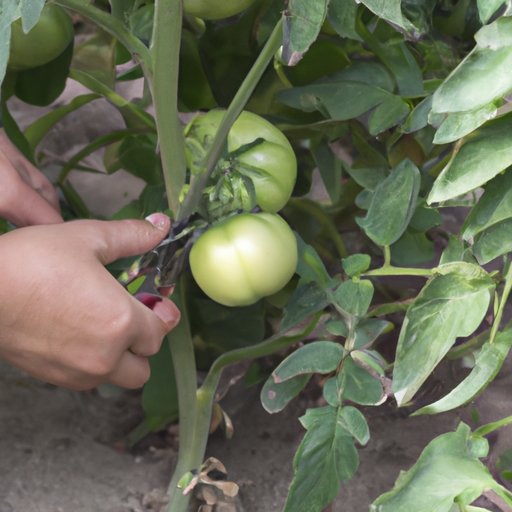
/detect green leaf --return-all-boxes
[312,139,342,204]
[338,406,370,445]
[391,231,435,266]
[433,103,497,145]
[462,171,512,239]
[392,263,494,406]
[357,160,421,246]
[281,282,329,332]
[428,114,512,204]
[272,341,345,383]
[342,254,372,277]
[337,356,384,405]
[475,16,512,49]
[432,44,512,114]
[402,96,433,134]
[295,237,332,287]
[477,1,511,25]
[282,0,328,65]
[358,0,416,34]
[332,279,374,317]
[283,406,359,512]
[327,0,361,41]
[260,374,311,414]
[353,318,393,349]
[413,330,512,415]
[371,423,498,512]
[368,95,410,135]
[473,218,512,264]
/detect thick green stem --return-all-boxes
[52,0,152,76]
[489,262,512,344]
[151,0,187,215]
[177,17,284,222]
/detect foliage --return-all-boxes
[3,0,512,511]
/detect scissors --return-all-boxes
[119,218,204,308]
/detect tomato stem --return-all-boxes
[488,261,512,344]
[177,17,284,222]
[363,266,434,277]
[151,0,187,215]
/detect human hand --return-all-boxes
[0,129,62,226]
[0,213,180,390]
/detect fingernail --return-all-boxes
[153,300,181,329]
[145,212,169,230]
[135,292,163,309]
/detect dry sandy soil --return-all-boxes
[2,81,512,512]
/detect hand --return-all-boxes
[0,213,180,390]
[0,129,63,226]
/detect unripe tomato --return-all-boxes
[186,110,297,213]
[184,0,256,20]
[189,213,298,307]
[8,4,74,71]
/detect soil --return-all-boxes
[2,81,512,512]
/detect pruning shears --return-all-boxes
[120,219,203,306]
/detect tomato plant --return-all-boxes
[8,4,73,71]
[183,0,256,20]
[190,212,297,306]
[4,1,512,512]
[185,109,297,214]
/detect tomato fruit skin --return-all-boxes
[8,5,74,71]
[189,213,298,307]
[184,0,256,20]
[186,110,297,213]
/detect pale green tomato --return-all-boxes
[184,0,256,20]
[8,5,73,71]
[185,110,297,213]
[189,213,298,307]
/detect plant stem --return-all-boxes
[151,0,187,216]
[383,245,391,267]
[363,265,434,278]
[177,17,284,222]
[489,262,512,344]
[53,0,152,76]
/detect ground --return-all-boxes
[2,81,512,512]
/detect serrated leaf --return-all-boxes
[433,103,497,145]
[284,406,359,512]
[392,263,494,406]
[432,44,512,114]
[332,279,374,317]
[273,341,344,383]
[260,374,310,414]
[462,171,512,239]
[282,0,328,65]
[357,160,421,246]
[371,423,499,512]
[473,218,512,264]
[414,330,512,415]
[428,114,512,204]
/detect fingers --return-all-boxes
[108,351,151,389]
[83,213,171,264]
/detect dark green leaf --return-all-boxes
[357,160,421,246]
[338,356,384,405]
[428,114,512,203]
[439,236,472,265]
[282,0,328,65]
[392,262,494,406]
[295,237,332,287]
[473,219,512,264]
[332,279,374,317]
[283,406,359,512]
[358,0,416,34]
[371,423,499,512]
[281,282,329,332]
[327,0,361,41]
[462,171,512,239]
[353,318,393,349]
[414,330,512,415]
[342,254,372,277]
[312,139,342,204]
[409,205,442,232]
[273,341,345,383]
[391,231,435,266]
[368,95,410,135]
[260,374,310,414]
[402,96,433,134]
[338,406,370,445]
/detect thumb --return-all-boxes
[90,213,171,264]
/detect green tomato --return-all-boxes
[8,5,74,71]
[190,213,298,307]
[184,0,256,20]
[186,110,297,213]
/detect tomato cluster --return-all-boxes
[8,4,73,71]
[187,111,298,307]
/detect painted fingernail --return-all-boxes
[135,292,163,309]
[145,212,169,230]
